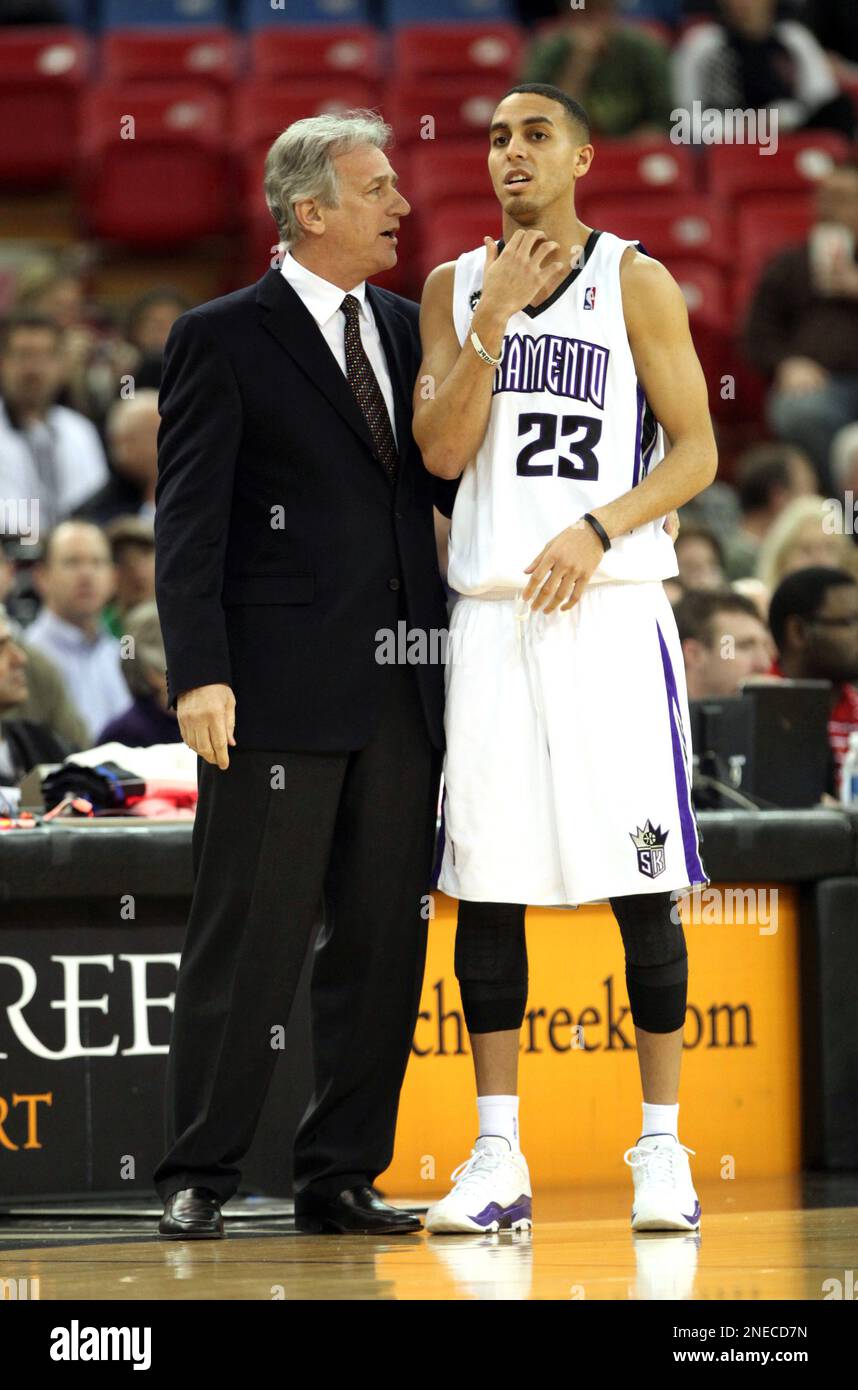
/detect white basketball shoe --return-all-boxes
[624,1134,701,1232]
[425,1137,533,1234]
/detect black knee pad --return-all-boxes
[454,901,528,1034]
[610,891,688,1033]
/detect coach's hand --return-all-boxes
[523,519,606,614]
[480,230,565,321]
[176,683,236,769]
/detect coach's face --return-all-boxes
[487,93,592,226]
[299,144,410,283]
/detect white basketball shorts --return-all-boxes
[437,579,708,907]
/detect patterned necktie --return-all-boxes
[340,293,398,484]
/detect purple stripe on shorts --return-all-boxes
[632,382,644,487]
[656,620,706,885]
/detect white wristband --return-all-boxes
[470,329,502,367]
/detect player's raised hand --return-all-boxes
[522,518,607,614]
[480,230,565,321]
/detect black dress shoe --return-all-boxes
[158,1187,224,1239]
[293,1184,422,1234]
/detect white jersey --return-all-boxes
[447,229,679,594]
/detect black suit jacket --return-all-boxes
[154,266,456,752]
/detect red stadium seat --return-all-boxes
[735,195,813,282]
[77,83,232,244]
[704,133,851,204]
[576,139,696,208]
[671,261,730,328]
[101,27,240,91]
[249,26,382,81]
[393,23,523,81]
[418,203,501,282]
[407,140,490,208]
[0,27,90,185]
[731,195,813,325]
[386,76,508,146]
[582,195,733,268]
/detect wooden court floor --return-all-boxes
[1,1175,856,1301]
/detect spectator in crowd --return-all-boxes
[13,255,134,424]
[725,442,817,578]
[101,517,156,638]
[676,588,773,698]
[674,522,726,589]
[732,575,771,621]
[75,391,160,525]
[124,289,191,393]
[676,478,741,551]
[674,0,855,140]
[0,313,108,531]
[521,0,674,137]
[97,601,181,748]
[24,521,130,743]
[831,421,858,535]
[663,576,686,606]
[0,542,87,744]
[743,162,858,492]
[756,494,856,591]
[768,565,858,783]
[0,602,71,794]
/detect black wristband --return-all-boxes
[582,512,611,552]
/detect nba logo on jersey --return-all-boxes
[630,820,668,878]
[583,286,597,310]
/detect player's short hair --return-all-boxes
[675,589,765,647]
[264,109,393,248]
[768,566,857,651]
[500,84,591,143]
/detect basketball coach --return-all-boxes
[152,112,456,1237]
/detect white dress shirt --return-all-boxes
[279,251,398,448]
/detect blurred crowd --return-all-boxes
[1,0,858,799]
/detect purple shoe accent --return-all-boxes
[469,1194,532,1229]
[682,1201,702,1225]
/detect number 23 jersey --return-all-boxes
[446,228,680,594]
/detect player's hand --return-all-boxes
[176,683,236,769]
[480,230,565,321]
[664,510,680,541]
[522,518,606,613]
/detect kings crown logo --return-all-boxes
[469,289,482,311]
[630,819,669,879]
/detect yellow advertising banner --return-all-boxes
[381,885,801,1194]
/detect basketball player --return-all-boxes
[412,84,717,1234]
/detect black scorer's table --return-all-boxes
[0,810,856,1197]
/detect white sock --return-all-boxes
[477,1094,520,1152]
[641,1101,679,1141]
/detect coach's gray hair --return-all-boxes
[263,110,393,248]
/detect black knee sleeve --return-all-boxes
[610,891,688,1034]
[454,901,528,1034]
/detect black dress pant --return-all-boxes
[153,659,440,1203]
